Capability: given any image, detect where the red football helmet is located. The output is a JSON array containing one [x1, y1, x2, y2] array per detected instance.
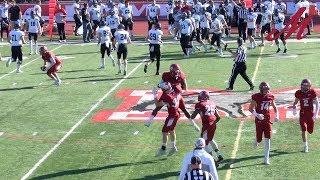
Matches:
[[301, 79, 311, 93], [259, 82, 270, 95], [198, 90, 210, 101], [159, 81, 173, 93], [39, 46, 48, 55], [170, 64, 181, 80]]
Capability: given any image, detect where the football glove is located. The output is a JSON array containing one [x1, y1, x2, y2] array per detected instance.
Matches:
[[253, 111, 264, 120], [292, 108, 297, 116]]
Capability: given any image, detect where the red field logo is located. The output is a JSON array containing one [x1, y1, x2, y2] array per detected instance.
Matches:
[[91, 88, 320, 123]]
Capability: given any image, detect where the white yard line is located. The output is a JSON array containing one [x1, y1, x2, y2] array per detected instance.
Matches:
[[21, 59, 147, 180], [0, 45, 63, 81], [225, 47, 264, 180]]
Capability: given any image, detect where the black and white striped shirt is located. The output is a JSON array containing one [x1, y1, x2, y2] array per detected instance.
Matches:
[[234, 46, 246, 63], [184, 169, 214, 180], [237, 8, 248, 20]]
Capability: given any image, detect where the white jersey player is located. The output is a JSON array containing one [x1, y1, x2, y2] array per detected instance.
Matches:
[[97, 21, 115, 69], [247, 8, 258, 49], [273, 9, 287, 53], [25, 11, 41, 55], [260, 6, 272, 46], [7, 22, 26, 73], [114, 24, 131, 75], [106, 10, 120, 36], [144, 23, 163, 75], [211, 14, 223, 56]]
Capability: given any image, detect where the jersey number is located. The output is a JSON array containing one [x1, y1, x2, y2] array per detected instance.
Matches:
[[120, 34, 127, 40], [260, 102, 269, 111], [150, 33, 157, 40], [303, 98, 309, 107], [172, 98, 179, 108], [11, 34, 17, 41], [30, 21, 36, 26], [205, 105, 216, 116]]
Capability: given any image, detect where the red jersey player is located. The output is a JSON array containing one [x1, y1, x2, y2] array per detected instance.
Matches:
[[249, 82, 279, 165], [145, 64, 192, 126], [288, 79, 319, 153], [39, 46, 62, 86], [152, 81, 199, 157], [190, 90, 224, 162]]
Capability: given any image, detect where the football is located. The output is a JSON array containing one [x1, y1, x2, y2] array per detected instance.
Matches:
[[40, 66, 46, 71]]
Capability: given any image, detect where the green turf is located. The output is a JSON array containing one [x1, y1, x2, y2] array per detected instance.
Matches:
[[0, 37, 320, 179]]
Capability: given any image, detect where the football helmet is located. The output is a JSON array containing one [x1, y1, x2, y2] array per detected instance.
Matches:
[[259, 82, 270, 95], [248, 7, 254, 13], [154, 23, 162, 30], [170, 64, 181, 80], [237, 37, 244, 46], [159, 81, 173, 93], [99, 20, 106, 27], [198, 90, 210, 101], [181, 12, 187, 20], [39, 46, 48, 55], [117, 23, 125, 30], [109, 10, 115, 16], [301, 79, 311, 93], [186, 11, 191, 18]]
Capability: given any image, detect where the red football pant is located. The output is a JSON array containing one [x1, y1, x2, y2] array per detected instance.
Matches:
[[201, 124, 217, 145], [162, 116, 179, 132], [300, 114, 314, 134], [255, 120, 272, 143]]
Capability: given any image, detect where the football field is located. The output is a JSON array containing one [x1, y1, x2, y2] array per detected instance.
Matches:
[[1, 37, 320, 180]]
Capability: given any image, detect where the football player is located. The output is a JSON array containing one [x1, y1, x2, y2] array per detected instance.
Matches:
[[145, 64, 195, 127], [25, 11, 41, 55], [6, 22, 26, 73], [249, 82, 279, 165], [178, 12, 193, 58], [39, 46, 62, 86], [272, 8, 287, 53], [114, 24, 131, 75], [247, 8, 258, 49], [146, 0, 160, 31], [165, 0, 175, 34], [152, 81, 199, 157], [190, 90, 224, 162], [97, 21, 115, 69], [259, 6, 272, 46], [119, 1, 134, 40], [144, 23, 163, 75], [288, 79, 319, 153], [89, 0, 101, 40], [210, 13, 223, 56]]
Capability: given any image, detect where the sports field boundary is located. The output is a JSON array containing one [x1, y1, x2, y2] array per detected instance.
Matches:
[[20, 58, 148, 180]]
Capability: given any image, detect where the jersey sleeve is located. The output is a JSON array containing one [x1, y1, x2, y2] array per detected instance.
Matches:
[[311, 89, 317, 99], [252, 94, 258, 102], [195, 102, 201, 110], [295, 90, 300, 99], [180, 71, 186, 80]]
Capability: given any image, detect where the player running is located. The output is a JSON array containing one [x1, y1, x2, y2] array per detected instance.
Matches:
[[39, 46, 62, 86], [97, 21, 115, 69]]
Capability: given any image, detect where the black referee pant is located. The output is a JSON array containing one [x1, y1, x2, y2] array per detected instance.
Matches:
[[180, 34, 193, 55], [238, 18, 247, 42], [228, 62, 253, 89]]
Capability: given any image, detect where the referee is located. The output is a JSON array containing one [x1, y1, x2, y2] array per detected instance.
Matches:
[[231, 0, 248, 42], [183, 156, 215, 180], [226, 37, 254, 91]]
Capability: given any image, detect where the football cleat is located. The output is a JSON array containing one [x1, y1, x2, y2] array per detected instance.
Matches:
[[264, 159, 270, 165], [155, 149, 166, 157], [123, 70, 127, 76], [253, 140, 259, 149], [259, 43, 265, 46], [226, 87, 233, 91], [304, 146, 309, 153], [16, 69, 23, 73], [167, 146, 178, 156], [217, 155, 224, 162], [249, 85, 255, 91], [224, 43, 228, 51], [155, 72, 159, 75], [276, 48, 281, 53], [118, 70, 122, 74], [283, 49, 287, 53], [6, 58, 12, 67], [144, 64, 147, 73]]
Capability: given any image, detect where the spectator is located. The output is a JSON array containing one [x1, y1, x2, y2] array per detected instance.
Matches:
[[8, 0, 22, 30], [54, 3, 67, 42], [0, 0, 9, 41], [183, 156, 215, 180], [81, 2, 92, 42], [179, 138, 219, 180], [73, 0, 82, 36]]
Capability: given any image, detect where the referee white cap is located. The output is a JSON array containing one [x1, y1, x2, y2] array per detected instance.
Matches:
[[195, 138, 206, 148]]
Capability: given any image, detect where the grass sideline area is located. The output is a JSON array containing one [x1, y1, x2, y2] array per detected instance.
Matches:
[[1, 36, 320, 179]]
